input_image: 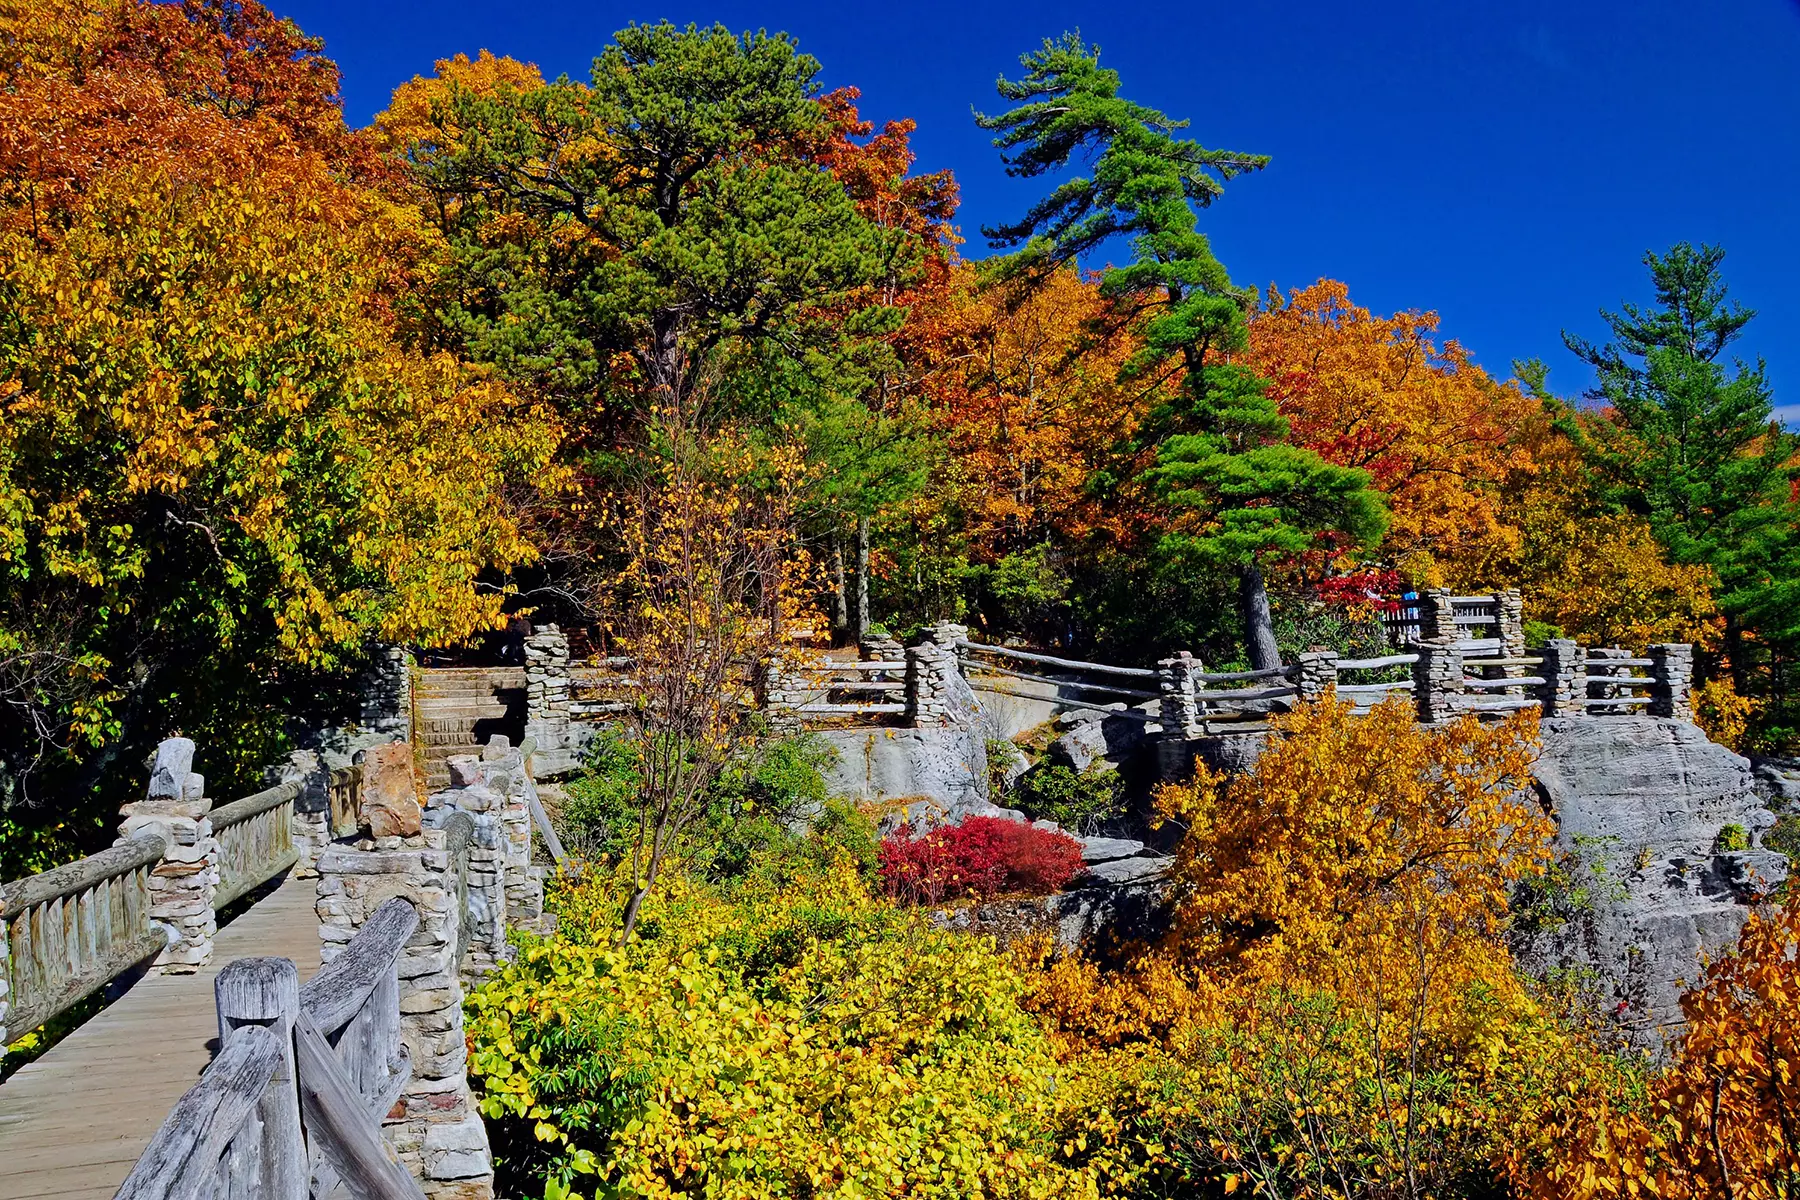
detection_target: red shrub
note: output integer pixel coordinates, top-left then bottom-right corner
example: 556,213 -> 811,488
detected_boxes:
878,816 -> 1086,905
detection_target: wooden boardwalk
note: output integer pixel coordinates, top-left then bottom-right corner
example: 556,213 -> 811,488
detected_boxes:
0,873 -> 322,1199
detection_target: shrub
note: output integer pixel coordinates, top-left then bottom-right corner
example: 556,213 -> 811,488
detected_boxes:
1716,822 -> 1751,852
467,861 -> 1098,1199
1012,762 -> 1125,833
878,815 -> 1085,904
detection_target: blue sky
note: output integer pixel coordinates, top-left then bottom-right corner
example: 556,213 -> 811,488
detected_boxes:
285,0 -> 1800,417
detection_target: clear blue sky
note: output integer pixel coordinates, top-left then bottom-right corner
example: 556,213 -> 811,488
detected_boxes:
284,0 -> 1800,418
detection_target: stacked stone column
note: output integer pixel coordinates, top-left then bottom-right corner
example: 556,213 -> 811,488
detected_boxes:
524,625 -> 585,776
1495,590 -> 1526,657
316,832 -> 491,1198
117,737 -> 218,972
360,645 -> 414,741
758,653 -> 811,733
907,624 -> 970,727
281,749 -> 332,879
1294,650 -> 1340,703
1649,643 -> 1695,722
1411,642 -> 1464,724
1418,588 -> 1459,643
1157,653 -> 1204,738
1536,639 -> 1587,716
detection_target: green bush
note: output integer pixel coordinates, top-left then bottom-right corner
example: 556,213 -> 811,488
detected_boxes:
1715,822 -> 1751,853
1013,762 -> 1123,833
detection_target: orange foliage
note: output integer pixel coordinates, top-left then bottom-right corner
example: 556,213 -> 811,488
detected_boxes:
1248,280 -> 1539,583
918,266 -> 1156,560
1526,904 -> 1800,1199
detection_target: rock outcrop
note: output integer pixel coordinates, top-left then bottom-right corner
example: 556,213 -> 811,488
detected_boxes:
816,726 -> 988,811
1517,717 -> 1787,1052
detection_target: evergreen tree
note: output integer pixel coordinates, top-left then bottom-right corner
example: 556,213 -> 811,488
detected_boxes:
403,23 -> 891,418
977,35 -> 1385,667
1563,244 -> 1795,677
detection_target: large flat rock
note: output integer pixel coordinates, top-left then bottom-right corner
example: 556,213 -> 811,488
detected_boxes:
1519,717 -> 1786,1053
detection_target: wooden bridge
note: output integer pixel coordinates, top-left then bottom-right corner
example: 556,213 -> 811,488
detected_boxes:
1,730 -> 559,1199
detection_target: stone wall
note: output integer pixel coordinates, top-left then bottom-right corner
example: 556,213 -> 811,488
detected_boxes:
117,738 -> 217,972
316,829 -> 493,1198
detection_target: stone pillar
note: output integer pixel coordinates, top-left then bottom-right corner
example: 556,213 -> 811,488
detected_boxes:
1495,590 -> 1526,658
524,625 -> 571,729
118,737 -> 217,973
758,653 -> 808,733
282,749 -> 331,879
859,634 -> 903,663
1158,653 -> 1204,738
1649,643 -> 1695,722
479,738 -> 543,932
1419,588 -> 1458,643
316,834 -> 492,1198
1294,649 -> 1340,703
360,646 -> 414,742
1412,642 -> 1463,724
1536,639 -> 1587,716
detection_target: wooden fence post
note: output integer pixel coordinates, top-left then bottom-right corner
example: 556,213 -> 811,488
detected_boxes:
215,957 -> 306,1200
117,737 -> 218,973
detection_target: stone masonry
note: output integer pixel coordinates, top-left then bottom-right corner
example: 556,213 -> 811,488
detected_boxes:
316,830 -> 494,1199
1294,649 -> 1340,703
117,737 -> 218,972
1412,641 -> 1463,725
282,749 -> 333,879
524,625 -> 585,776
1650,643 -> 1695,722
907,624 -> 972,727
1537,639 -> 1588,716
421,734 -> 548,982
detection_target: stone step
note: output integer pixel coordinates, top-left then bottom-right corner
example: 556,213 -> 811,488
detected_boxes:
413,703 -> 517,722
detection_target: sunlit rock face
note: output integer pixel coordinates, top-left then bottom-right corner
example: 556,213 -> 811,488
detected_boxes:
1516,717 -> 1786,1054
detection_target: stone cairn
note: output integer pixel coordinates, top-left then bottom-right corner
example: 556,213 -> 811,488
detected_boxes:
117,738 -> 218,973
315,737 -> 497,1199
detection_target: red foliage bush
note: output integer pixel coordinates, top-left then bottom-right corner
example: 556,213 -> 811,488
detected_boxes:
878,816 -> 1086,905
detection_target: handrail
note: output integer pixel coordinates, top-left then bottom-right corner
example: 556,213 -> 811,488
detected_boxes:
963,660 -> 1161,701
2,832 -> 164,914
300,897 -> 419,1038
210,780 -> 301,830
443,812 -> 475,971
960,640 -> 1160,679
115,1023 -> 286,1197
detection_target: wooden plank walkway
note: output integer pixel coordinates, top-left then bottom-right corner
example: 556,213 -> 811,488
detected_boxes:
0,873 -> 322,1199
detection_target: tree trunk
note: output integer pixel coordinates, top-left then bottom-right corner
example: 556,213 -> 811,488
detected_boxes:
831,535 -> 848,644
646,312 -> 682,402
853,515 -> 871,645
1239,562 -> 1282,671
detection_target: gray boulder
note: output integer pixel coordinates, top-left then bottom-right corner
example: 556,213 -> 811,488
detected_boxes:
1048,719 -> 1110,773
1519,717 -> 1787,1053
1078,836 -> 1146,863
1079,855 -> 1173,887
817,725 -> 986,811
991,740 -> 1033,791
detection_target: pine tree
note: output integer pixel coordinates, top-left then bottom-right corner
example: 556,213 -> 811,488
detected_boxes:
1563,243 -> 1795,679
977,35 -> 1386,668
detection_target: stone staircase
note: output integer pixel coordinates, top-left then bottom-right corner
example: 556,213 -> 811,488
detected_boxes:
414,667 -> 527,790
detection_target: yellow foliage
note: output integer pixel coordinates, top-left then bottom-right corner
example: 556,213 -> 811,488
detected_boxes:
466,859 -> 1100,1199
1695,676 -> 1756,753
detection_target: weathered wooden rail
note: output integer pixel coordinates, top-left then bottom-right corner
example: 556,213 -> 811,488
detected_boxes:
957,589 -> 1698,736
115,896 -> 428,1200
2,756 -> 328,1050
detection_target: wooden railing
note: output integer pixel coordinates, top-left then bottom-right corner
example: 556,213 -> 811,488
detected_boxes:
117,897 -> 426,1199
2,833 -> 168,1041
443,810 -> 476,972
214,780 -> 301,908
